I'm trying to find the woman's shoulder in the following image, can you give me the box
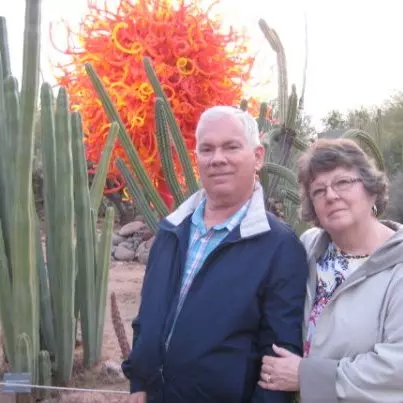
[299,226,324,248]
[299,226,332,261]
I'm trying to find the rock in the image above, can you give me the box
[101,359,125,379]
[140,227,154,241]
[114,244,136,261]
[134,214,145,222]
[119,241,135,250]
[136,236,155,265]
[112,233,126,245]
[119,220,147,237]
[129,236,143,251]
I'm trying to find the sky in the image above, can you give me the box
[3,0,403,130]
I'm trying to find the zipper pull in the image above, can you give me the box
[159,366,165,384]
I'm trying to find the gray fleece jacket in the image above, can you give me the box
[299,221,403,403]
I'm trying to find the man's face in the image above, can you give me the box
[196,115,264,200]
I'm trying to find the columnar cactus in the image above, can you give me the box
[0,0,116,388]
[0,0,42,385]
[71,111,117,366]
[40,85,116,378]
[41,85,76,383]
[85,63,170,218]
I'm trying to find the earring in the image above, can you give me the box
[372,204,378,216]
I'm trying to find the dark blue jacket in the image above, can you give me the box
[122,188,309,403]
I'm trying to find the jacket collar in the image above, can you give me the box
[164,182,271,238]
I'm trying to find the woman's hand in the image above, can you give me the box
[258,344,302,392]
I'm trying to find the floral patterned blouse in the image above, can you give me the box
[303,241,368,357]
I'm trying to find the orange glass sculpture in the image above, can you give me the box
[51,0,255,201]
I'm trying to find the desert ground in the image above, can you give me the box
[0,260,145,403]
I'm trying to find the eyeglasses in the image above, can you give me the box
[310,177,362,200]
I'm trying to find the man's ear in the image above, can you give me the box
[254,144,265,171]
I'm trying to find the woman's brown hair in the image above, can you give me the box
[297,138,388,226]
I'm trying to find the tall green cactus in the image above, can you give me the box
[85,56,203,230]
[71,111,116,367]
[257,18,384,232]
[258,19,288,123]
[342,129,385,171]
[94,206,114,359]
[144,57,199,196]
[40,85,116,377]
[117,159,159,233]
[1,2,116,388]
[85,63,170,218]
[42,86,76,384]
[1,6,44,382]
[155,97,187,207]
[4,0,42,384]
[37,350,52,400]
[256,19,310,230]
[71,110,97,367]
[0,222,12,363]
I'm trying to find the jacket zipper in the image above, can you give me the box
[160,241,237,383]
[163,237,244,353]
[160,224,260,385]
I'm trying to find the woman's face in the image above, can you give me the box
[309,166,376,233]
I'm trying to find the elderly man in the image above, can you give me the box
[122,106,309,403]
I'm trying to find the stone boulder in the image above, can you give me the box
[111,218,155,264]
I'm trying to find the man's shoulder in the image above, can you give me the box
[265,211,299,239]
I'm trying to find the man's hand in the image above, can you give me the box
[128,391,147,402]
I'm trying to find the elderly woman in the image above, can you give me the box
[259,138,403,402]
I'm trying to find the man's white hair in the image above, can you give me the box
[195,105,261,148]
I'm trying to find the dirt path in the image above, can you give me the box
[0,261,146,403]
